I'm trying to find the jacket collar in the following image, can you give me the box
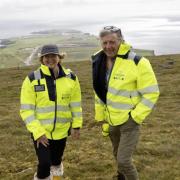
[92,43,132,62]
[117,42,132,55]
[40,63,67,78]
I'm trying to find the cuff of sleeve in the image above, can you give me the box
[130,111,143,124]
[73,127,80,130]
[95,112,105,122]
[72,119,83,129]
[33,129,46,140]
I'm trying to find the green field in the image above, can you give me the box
[0,32,155,69]
[0,33,99,68]
[0,54,179,179]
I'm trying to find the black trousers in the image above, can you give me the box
[32,137,67,179]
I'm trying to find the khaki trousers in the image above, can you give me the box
[109,117,140,180]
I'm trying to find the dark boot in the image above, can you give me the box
[113,172,126,180]
[118,173,126,180]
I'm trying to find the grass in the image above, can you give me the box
[0,54,179,179]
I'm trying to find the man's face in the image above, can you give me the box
[100,33,121,58]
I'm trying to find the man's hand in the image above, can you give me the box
[71,128,80,140]
[37,135,49,148]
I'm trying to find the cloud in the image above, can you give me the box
[0,0,180,38]
[61,0,88,6]
[0,0,179,22]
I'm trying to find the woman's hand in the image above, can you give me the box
[37,135,49,148]
[71,128,80,140]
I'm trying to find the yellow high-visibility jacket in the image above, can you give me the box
[20,63,83,140]
[92,43,160,125]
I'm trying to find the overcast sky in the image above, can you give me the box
[0,0,180,54]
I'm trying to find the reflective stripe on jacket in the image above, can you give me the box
[92,43,160,125]
[20,64,83,140]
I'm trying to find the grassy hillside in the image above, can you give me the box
[0,54,179,180]
[0,33,99,68]
[0,32,155,69]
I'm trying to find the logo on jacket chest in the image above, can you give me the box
[113,72,125,80]
[61,93,71,100]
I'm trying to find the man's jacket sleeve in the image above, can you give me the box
[70,76,83,128]
[95,93,105,122]
[131,57,160,124]
[20,77,46,140]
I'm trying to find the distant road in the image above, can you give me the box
[24,46,40,65]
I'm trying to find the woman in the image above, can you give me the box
[20,44,83,180]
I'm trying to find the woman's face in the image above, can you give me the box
[41,54,60,69]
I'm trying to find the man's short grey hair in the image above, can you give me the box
[99,26,124,40]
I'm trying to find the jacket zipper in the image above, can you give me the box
[51,79,57,139]
[105,60,115,125]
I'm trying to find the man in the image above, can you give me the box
[92,26,160,180]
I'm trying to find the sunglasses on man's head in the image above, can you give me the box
[103,26,121,32]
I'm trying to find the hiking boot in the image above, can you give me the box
[51,163,64,180]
